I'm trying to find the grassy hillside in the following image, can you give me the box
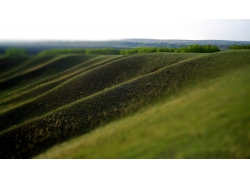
[37,64,250,158]
[0,55,120,111]
[0,50,250,158]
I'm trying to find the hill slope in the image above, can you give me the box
[0,50,250,158]
[37,63,250,158]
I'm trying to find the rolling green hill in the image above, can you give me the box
[0,50,250,158]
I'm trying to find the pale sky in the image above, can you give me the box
[0,0,250,41]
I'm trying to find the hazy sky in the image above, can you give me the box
[1,0,250,41]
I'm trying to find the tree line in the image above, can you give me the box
[229,44,250,50]
[121,44,220,54]
[3,45,221,56]
[38,48,120,55]
[120,47,175,55]
[3,48,27,56]
[174,44,220,53]
[39,44,221,55]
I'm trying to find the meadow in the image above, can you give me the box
[0,48,250,158]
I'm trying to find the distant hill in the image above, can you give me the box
[1,39,250,54]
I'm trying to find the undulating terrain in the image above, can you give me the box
[0,50,250,158]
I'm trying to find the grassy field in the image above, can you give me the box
[0,50,250,158]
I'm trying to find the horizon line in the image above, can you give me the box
[1,38,250,42]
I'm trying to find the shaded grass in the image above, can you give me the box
[0,55,120,112]
[0,53,199,131]
[0,54,96,94]
[0,55,57,80]
[0,55,33,79]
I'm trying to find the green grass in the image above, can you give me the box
[0,53,199,131]
[0,55,33,79]
[0,54,100,94]
[0,55,120,112]
[0,50,250,158]
[36,64,250,158]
